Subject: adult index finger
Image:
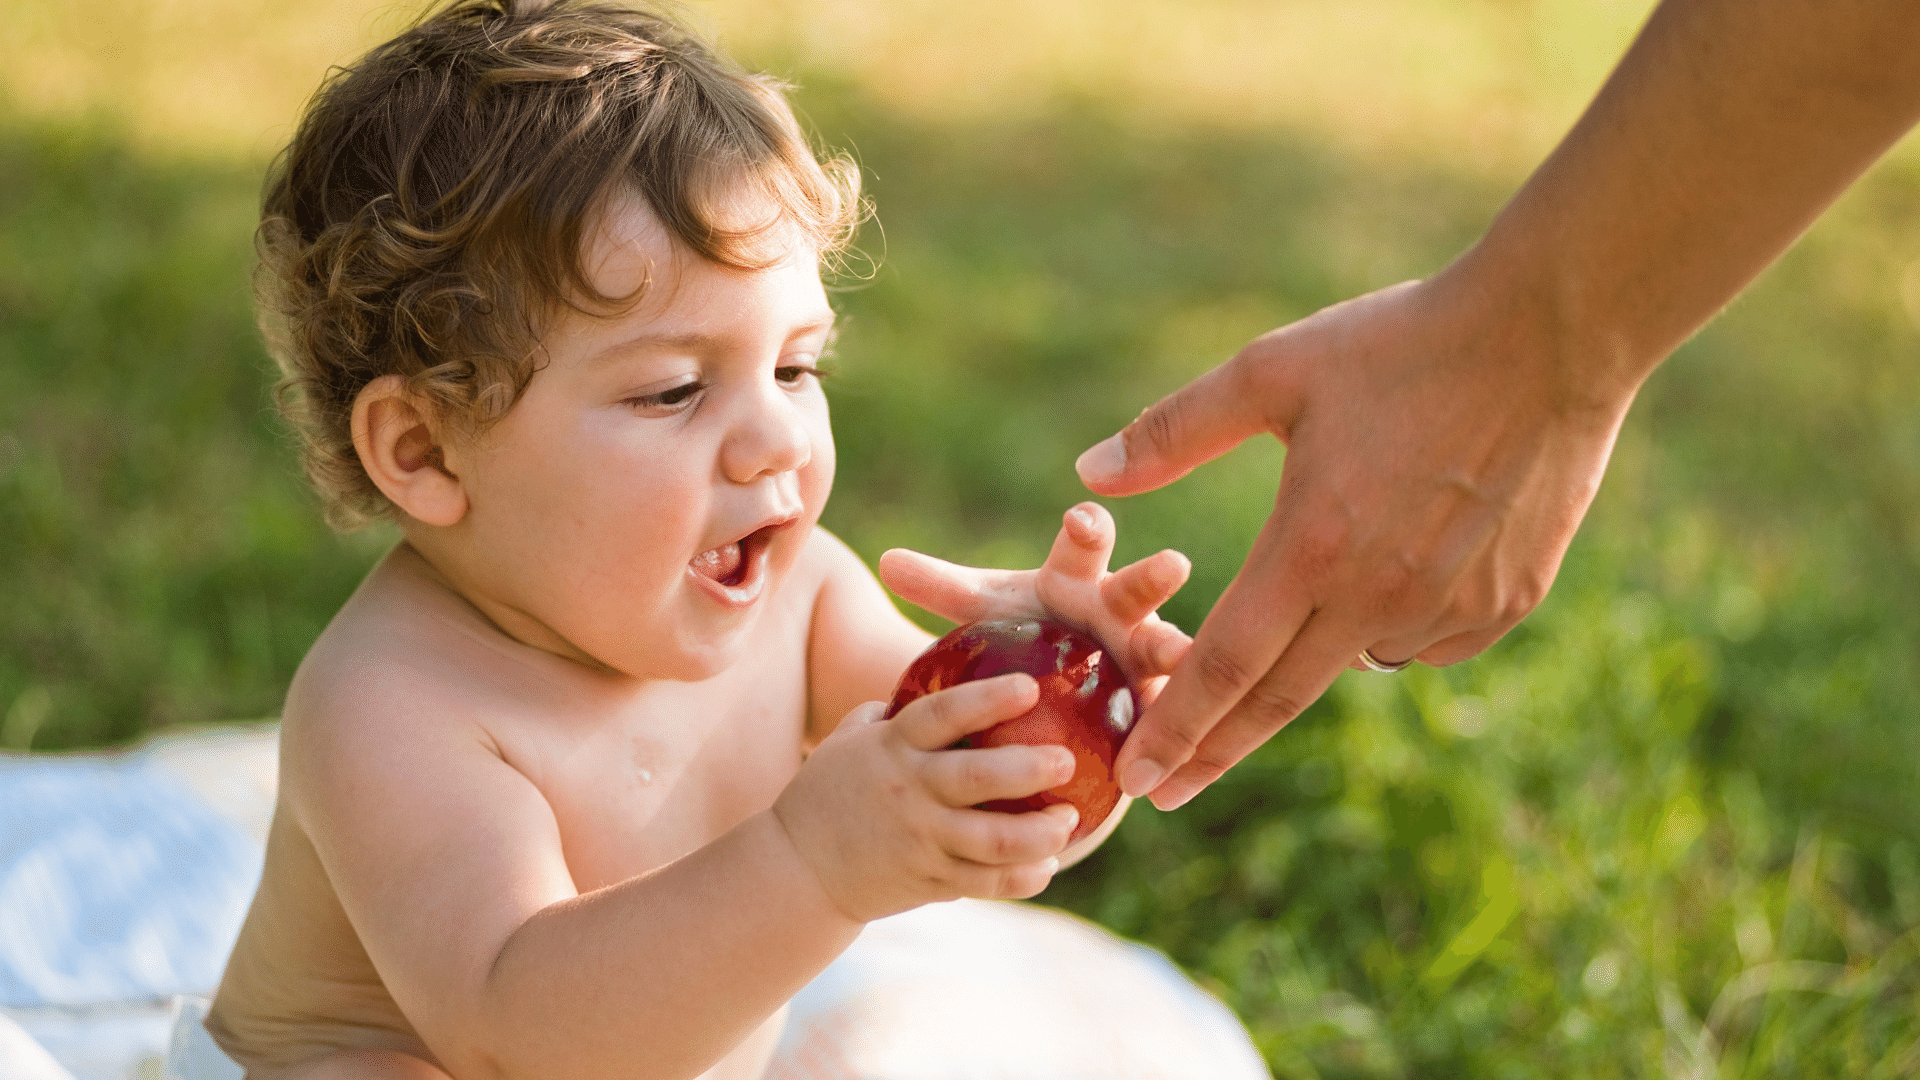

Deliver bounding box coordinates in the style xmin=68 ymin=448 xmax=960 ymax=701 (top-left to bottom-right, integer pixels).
xmin=1112 ymin=514 xmax=1314 ymax=803
xmin=892 ymin=673 xmax=1039 ymax=753
xmin=1075 ymin=354 xmax=1279 ymax=498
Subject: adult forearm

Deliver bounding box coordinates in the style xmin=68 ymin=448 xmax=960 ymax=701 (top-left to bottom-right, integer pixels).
xmin=1469 ymin=0 xmax=1920 ymax=406
xmin=471 ymin=811 xmax=860 ymax=1080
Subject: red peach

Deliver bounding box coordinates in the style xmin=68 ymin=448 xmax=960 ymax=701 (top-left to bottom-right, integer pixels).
xmin=886 ymin=617 xmax=1135 ymax=843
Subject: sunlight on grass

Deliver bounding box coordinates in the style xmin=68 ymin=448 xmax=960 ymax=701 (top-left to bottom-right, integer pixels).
xmin=6 ymin=0 xmax=1920 ymax=1074
xmin=4 ymin=0 xmax=1653 ymax=169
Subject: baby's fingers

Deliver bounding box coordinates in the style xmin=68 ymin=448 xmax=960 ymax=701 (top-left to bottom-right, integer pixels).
xmin=891 ymin=673 xmax=1039 ymax=751
xmin=942 ymin=803 xmax=1079 ymax=867
xmin=877 ymin=548 xmax=1036 ymax=624
xmin=924 ymin=744 xmax=1074 ymax=807
xmin=1102 ymin=549 xmax=1192 ymax=626
xmin=1042 ymin=502 xmax=1117 ymax=583
xmin=1131 ymin=619 xmax=1194 ymax=679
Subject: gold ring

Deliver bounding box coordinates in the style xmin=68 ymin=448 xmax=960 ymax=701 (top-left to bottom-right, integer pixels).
xmin=1358 ymin=648 xmax=1411 ymax=673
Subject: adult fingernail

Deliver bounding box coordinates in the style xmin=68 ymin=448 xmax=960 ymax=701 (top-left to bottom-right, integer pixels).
xmin=1148 ymin=783 xmax=1196 ymax=812
xmin=1120 ymin=759 xmax=1165 ymax=797
xmin=1075 ymin=435 xmax=1126 ymax=486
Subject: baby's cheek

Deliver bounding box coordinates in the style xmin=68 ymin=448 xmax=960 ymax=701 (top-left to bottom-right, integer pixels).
xmin=802 ymin=425 xmax=836 ymax=511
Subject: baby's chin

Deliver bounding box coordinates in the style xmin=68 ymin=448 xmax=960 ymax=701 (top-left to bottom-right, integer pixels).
xmin=582 ymin=605 xmax=777 ymax=683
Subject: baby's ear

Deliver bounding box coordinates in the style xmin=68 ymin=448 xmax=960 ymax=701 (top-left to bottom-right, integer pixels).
xmin=351 ymin=375 xmax=468 ymax=527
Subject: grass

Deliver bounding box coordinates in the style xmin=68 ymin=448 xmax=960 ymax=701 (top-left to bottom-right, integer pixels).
xmin=5 ymin=1 xmax=1920 ymax=1074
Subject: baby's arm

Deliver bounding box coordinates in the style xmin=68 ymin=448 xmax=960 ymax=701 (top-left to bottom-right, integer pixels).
xmin=286 ymin=626 xmax=1070 ymax=1080
xmin=283 ymin=684 xmax=854 ymax=1080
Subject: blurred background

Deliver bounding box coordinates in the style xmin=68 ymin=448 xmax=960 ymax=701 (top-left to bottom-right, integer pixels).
xmin=4 ymin=0 xmax=1918 ymax=1073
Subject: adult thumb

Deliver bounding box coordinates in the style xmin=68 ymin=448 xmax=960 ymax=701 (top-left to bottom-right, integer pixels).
xmin=1075 ymin=355 xmax=1275 ymax=497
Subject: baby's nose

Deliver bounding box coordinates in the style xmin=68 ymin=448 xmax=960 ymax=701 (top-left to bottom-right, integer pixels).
xmin=721 ymin=391 xmax=812 ymax=482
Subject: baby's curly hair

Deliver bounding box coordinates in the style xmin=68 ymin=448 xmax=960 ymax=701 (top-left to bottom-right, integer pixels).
xmin=259 ymin=0 xmax=863 ymax=528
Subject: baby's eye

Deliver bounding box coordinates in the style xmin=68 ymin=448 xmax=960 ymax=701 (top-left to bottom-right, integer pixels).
xmin=776 ymin=359 xmax=832 ymax=386
xmin=626 ymin=379 xmax=705 ymax=413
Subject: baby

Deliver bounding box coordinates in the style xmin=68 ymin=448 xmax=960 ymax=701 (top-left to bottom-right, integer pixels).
xmin=205 ymin=2 xmax=1194 ymax=1077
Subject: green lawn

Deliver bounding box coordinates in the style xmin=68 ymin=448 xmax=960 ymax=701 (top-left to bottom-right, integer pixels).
xmin=4 ymin=3 xmax=1920 ymax=1075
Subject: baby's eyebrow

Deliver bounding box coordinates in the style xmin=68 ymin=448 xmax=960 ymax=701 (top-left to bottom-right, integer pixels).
xmin=588 ymin=314 xmax=838 ymax=364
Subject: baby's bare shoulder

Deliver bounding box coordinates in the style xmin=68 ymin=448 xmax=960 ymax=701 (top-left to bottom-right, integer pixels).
xmin=278 ymin=547 xmax=551 ymax=791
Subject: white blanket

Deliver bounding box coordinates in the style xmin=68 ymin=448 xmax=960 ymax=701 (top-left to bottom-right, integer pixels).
xmin=1 ymin=726 xmax=1269 ymax=1080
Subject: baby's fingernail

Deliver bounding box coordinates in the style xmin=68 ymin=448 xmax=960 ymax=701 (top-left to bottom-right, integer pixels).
xmin=1075 ymin=436 xmax=1126 ymax=486
xmin=1068 ymin=505 xmax=1098 ymax=539
xmin=1155 ymin=550 xmax=1191 ymax=586
xmin=1120 ymin=759 xmax=1165 ymax=797
xmin=1044 ymin=857 xmax=1061 ymax=876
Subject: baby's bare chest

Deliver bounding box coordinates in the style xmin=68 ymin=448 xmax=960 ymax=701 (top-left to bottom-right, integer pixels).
xmin=507 ymin=658 xmax=812 ymax=893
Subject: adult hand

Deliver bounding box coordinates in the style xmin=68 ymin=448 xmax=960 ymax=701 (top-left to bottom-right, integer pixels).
xmin=1078 ymin=266 xmax=1633 ymax=810
xmin=1079 ymin=0 xmax=1920 ymax=812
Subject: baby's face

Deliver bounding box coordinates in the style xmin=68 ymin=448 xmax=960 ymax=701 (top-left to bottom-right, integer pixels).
xmin=444 ymin=190 xmax=837 ymax=680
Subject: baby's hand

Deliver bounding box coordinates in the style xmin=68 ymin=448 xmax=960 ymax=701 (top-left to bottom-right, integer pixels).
xmin=773 ymin=677 xmax=1080 ymax=923
xmin=878 ymin=502 xmax=1193 ymax=704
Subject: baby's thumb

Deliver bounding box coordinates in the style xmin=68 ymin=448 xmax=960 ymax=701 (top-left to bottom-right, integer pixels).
xmin=1075 ymin=358 xmax=1273 ymax=497
xmin=825 ymin=700 xmax=888 ymax=741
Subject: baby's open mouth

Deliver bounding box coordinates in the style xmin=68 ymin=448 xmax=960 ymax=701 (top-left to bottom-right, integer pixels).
xmin=689 ymin=538 xmax=748 ymax=587
xmin=689 ymin=520 xmax=791 ymax=591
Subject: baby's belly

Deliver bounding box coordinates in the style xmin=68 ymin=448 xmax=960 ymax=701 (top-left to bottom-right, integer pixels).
xmin=208 ymin=903 xmax=434 ymax=1070
xmin=204 ymin=808 xmax=437 ymax=1069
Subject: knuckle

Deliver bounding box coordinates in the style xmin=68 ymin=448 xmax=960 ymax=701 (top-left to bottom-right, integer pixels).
xmin=1193 ymin=646 xmax=1259 ymax=701
xmin=988 ymin=820 xmax=1029 ymax=863
xmin=1369 ymin=559 xmax=1432 ymax=621
xmin=1224 ymin=344 xmax=1287 ymax=407
xmin=1186 ymin=727 xmax=1258 ymax=780
xmin=1504 ymin=574 xmax=1551 ymax=623
xmin=956 ymin=754 xmax=991 ymax=795
xmin=1496 ymin=596 xmax=1535 ymax=627
xmin=1151 ymin=721 xmax=1204 ymax=760
xmin=987 ymin=833 xmax=1019 ymax=865
xmin=924 ymin=690 xmax=958 ymax=728
xmin=1182 ymin=752 xmax=1235 ymax=789
xmin=998 ymin=864 xmax=1046 ymax=900
xmin=923 ymin=871 xmax=963 ymax=905
xmin=1120 ymin=568 xmax=1160 ymax=611
xmin=1133 ymin=395 xmax=1187 ymax=463
xmin=1290 ymin=523 xmax=1348 ymax=583
xmin=1240 ymin=678 xmax=1310 ymax=726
